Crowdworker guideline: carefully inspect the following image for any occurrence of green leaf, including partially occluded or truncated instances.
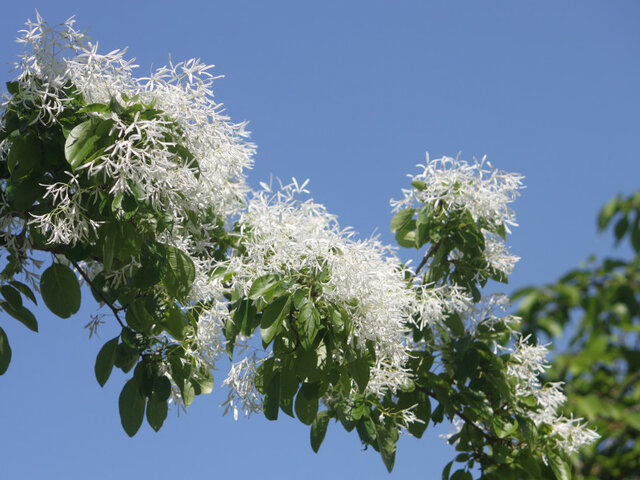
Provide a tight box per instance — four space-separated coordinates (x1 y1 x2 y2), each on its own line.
8 281 36 304
260 295 292 347
152 375 172 402
114 343 138 373
411 179 427 190
94 336 119 387
7 134 40 178
249 274 281 300
162 304 188 341
278 366 299 417
547 452 571 480
442 461 453 480
492 415 518 438
163 245 196 300
450 470 472 480
233 299 258 337
297 300 320 349
40 263 81 318
119 378 146 437
614 216 629 242
598 197 619 230
263 372 280 421
192 368 214 395
356 417 377 445
126 297 153 333
0 327 11 375
310 410 330 452
2 302 38 332
180 379 196 407
391 208 415 233
632 225 640 252
146 396 168 432
101 224 118 272
1 285 22 309
6 178 44 211
77 103 109 113
64 117 112 170
376 421 399 473
348 355 370 392
295 383 319 425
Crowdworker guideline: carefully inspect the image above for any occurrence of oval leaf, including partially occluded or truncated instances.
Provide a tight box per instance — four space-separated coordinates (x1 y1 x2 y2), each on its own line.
310 410 330 452
260 295 292 347
163 245 196 300
2 302 38 332
119 378 146 437
40 263 81 318
295 383 319 425
390 208 415 233
146 396 168 432
94 336 119 387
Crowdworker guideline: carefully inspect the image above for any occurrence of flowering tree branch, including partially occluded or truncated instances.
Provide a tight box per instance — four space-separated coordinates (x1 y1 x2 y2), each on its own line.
0 14 598 480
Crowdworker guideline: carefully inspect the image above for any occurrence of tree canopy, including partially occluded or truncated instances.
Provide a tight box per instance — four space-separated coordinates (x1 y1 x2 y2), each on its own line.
515 191 640 479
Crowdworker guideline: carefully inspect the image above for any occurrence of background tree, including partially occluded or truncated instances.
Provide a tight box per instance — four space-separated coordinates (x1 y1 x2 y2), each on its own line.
514 191 640 479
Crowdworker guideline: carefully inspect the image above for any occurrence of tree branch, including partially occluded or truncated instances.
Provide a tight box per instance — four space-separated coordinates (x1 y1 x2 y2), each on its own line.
71 260 125 328
415 241 441 275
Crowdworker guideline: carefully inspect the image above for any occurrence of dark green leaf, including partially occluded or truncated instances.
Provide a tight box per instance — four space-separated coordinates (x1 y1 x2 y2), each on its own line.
260 295 292 347
376 421 399 473
310 410 330 452
146 396 168 432
114 343 138 373
119 378 146 437
40 263 81 318
126 297 153 333
348 355 370 392
279 367 299 417
442 461 453 480
615 216 629 242
2 302 38 332
94 336 119 387
1 285 22 309
263 372 280 421
7 134 40 178
163 245 196 300
0 327 11 375
152 375 172 402
297 300 320 349
356 417 377 444
295 383 319 425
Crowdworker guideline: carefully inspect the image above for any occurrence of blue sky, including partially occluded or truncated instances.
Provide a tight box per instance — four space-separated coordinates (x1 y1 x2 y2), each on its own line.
0 2 638 479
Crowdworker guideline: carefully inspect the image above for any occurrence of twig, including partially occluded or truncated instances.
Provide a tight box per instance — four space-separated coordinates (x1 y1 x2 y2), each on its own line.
71 260 125 328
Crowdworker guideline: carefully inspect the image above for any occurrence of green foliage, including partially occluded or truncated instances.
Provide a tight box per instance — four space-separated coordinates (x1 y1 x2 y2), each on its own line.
515 191 640 480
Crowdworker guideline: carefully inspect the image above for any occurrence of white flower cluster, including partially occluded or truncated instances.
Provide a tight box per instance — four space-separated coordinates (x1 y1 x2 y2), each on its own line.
506 336 599 456
1 15 251 384
227 181 413 398
392 154 523 276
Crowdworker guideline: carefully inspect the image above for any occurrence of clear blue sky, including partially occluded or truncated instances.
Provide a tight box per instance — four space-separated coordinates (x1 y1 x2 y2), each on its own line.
1 2 638 479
